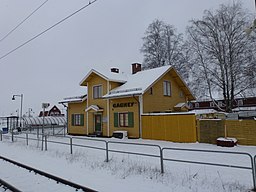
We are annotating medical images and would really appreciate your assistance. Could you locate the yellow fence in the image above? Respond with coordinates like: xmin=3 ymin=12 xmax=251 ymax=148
xmin=142 ymin=114 xmax=197 ymax=142
xmin=197 ymin=119 xmax=256 ymax=146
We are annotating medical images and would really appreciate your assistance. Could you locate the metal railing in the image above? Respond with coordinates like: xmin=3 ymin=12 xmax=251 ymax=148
xmin=106 ymin=140 xmax=163 ymax=172
xmin=162 ymin=147 xmax=255 ymax=189
xmin=1 ymin=131 xmax=255 ymax=189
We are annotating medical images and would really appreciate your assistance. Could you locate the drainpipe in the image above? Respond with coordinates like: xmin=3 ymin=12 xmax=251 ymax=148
xmin=133 ymin=95 xmax=141 ymax=138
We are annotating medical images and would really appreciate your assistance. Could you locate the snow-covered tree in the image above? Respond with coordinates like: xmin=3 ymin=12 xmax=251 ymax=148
xmin=186 ymin=2 xmax=256 ymax=112
xmin=140 ymin=20 xmax=188 ymax=78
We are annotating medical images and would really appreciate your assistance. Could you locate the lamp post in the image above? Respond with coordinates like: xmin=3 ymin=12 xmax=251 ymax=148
xmin=12 ymin=94 xmax=23 ymax=127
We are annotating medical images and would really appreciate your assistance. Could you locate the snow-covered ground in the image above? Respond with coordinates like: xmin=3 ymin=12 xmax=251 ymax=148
xmin=0 ymin=133 xmax=256 ymax=192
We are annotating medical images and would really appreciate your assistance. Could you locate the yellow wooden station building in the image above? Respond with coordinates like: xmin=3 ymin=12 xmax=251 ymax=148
xmin=61 ymin=63 xmax=195 ymax=138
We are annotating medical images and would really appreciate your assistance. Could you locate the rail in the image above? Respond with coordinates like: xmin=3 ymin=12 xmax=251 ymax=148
xmin=0 ymin=178 xmax=22 ymax=192
xmin=0 ymin=155 xmax=96 ymax=192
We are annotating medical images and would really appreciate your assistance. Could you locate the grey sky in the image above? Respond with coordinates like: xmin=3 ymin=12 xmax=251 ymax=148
xmin=0 ymin=0 xmax=254 ymax=116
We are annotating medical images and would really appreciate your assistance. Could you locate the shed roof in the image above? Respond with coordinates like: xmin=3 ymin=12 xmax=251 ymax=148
xmin=59 ymin=95 xmax=87 ymax=104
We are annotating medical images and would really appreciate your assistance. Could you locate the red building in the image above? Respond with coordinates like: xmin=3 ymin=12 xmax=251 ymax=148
xmin=39 ymin=105 xmax=64 ymax=117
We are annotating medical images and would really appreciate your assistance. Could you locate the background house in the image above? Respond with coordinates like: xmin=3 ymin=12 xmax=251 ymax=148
xmin=39 ymin=105 xmax=64 ymax=117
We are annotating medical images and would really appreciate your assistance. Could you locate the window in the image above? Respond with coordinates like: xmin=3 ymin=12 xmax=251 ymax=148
xmin=149 ymin=87 xmax=153 ymax=95
xmin=210 ymin=102 xmax=214 ymax=107
xmin=218 ymin=101 xmax=223 ymax=107
xmin=238 ymin=99 xmax=243 ymax=106
xmin=119 ymin=113 xmax=129 ymax=127
xmin=93 ymin=85 xmax=102 ymax=99
xmin=195 ymin=103 xmax=199 ymax=108
xmin=71 ymin=114 xmax=84 ymax=126
xmin=163 ymin=81 xmax=171 ymax=96
xmin=114 ymin=112 xmax=134 ymax=127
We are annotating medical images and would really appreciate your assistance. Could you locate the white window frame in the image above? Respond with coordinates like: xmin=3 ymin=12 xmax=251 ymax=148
xmin=93 ymin=84 xmax=102 ymax=99
xmin=74 ymin=114 xmax=83 ymax=126
xmin=163 ymin=80 xmax=171 ymax=96
xmin=119 ymin=112 xmax=129 ymax=127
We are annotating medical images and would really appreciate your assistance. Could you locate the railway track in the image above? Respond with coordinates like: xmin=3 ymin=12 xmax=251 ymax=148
xmin=0 ymin=155 xmax=96 ymax=192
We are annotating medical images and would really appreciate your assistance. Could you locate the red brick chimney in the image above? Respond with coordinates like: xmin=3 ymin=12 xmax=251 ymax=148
xmin=132 ymin=63 xmax=142 ymax=74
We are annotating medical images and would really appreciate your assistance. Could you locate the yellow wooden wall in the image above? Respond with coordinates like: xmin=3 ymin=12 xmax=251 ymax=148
xmin=109 ymin=97 xmax=140 ymax=138
xmin=197 ymin=120 xmax=225 ymax=144
xmin=197 ymin=119 xmax=256 ymax=146
xmin=226 ymin=120 xmax=256 ymax=145
xmin=86 ymin=74 xmax=108 ymax=136
xmin=143 ymin=72 xmax=187 ymax=113
xmin=68 ymin=100 xmax=87 ymax=135
xmin=142 ymin=114 xmax=197 ymax=142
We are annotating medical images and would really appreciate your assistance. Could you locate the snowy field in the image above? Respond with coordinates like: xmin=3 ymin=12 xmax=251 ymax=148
xmin=0 ymin=133 xmax=256 ymax=192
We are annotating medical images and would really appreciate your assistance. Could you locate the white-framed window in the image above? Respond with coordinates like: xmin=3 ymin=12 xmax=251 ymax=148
xmin=149 ymin=87 xmax=153 ymax=95
xmin=238 ymin=99 xmax=243 ymax=106
xmin=163 ymin=81 xmax=171 ymax=96
xmin=119 ymin=113 xmax=129 ymax=127
xmin=71 ymin=114 xmax=84 ymax=126
xmin=114 ymin=112 xmax=134 ymax=127
xmin=93 ymin=85 xmax=102 ymax=99
xmin=210 ymin=102 xmax=214 ymax=107
xmin=195 ymin=103 xmax=199 ymax=108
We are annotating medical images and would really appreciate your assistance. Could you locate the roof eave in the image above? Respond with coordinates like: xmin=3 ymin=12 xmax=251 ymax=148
xmin=102 ymin=93 xmax=142 ymax=99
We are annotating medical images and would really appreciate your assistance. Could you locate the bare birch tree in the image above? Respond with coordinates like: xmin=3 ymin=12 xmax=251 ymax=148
xmin=186 ymin=2 xmax=256 ymax=112
xmin=140 ymin=20 xmax=188 ymax=78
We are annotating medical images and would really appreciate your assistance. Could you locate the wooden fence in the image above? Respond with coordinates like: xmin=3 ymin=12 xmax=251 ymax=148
xmin=197 ymin=119 xmax=256 ymax=145
xmin=142 ymin=113 xmax=197 ymax=142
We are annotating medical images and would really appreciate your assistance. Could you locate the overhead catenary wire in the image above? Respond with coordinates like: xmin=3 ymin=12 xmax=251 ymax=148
xmin=0 ymin=0 xmax=97 ymax=62
xmin=0 ymin=0 xmax=49 ymax=43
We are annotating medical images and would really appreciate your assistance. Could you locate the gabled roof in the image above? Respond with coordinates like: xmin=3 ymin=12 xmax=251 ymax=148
xmin=80 ymin=69 xmax=127 ymax=86
xmin=103 ymin=66 xmax=195 ymax=100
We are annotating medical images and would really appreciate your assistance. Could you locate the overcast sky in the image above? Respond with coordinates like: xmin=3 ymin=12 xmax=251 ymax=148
xmin=0 ymin=0 xmax=254 ymax=117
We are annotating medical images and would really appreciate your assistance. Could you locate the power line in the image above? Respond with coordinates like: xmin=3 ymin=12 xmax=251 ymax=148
xmin=0 ymin=0 xmax=49 ymax=43
xmin=0 ymin=0 xmax=98 ymax=62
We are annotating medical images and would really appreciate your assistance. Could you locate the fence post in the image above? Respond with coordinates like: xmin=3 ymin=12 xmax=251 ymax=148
xmin=70 ymin=137 xmax=73 ymax=154
xmin=11 ymin=129 xmax=14 ymax=142
xmin=41 ymin=135 xmax=44 ymax=151
xmin=253 ymin=155 xmax=256 ymax=190
xmin=26 ymin=133 xmax=28 ymax=146
xmin=160 ymin=148 xmax=164 ymax=174
xmin=105 ymin=141 xmax=109 ymax=162
xmin=64 ymin=124 xmax=66 ymax=137
xmin=45 ymin=135 xmax=47 ymax=151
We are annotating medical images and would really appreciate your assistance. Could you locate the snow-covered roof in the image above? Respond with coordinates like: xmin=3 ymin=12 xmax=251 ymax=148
xmin=85 ymin=105 xmax=103 ymax=112
xmin=190 ymin=109 xmax=219 ymax=115
xmin=232 ymin=106 xmax=256 ymax=112
xmin=59 ymin=95 xmax=87 ymax=103
xmin=174 ymin=102 xmax=188 ymax=108
xmin=104 ymin=66 xmax=170 ymax=97
xmin=102 ymin=66 xmax=195 ymax=100
xmin=142 ymin=112 xmax=195 ymax=116
xmin=80 ymin=69 xmax=127 ymax=86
